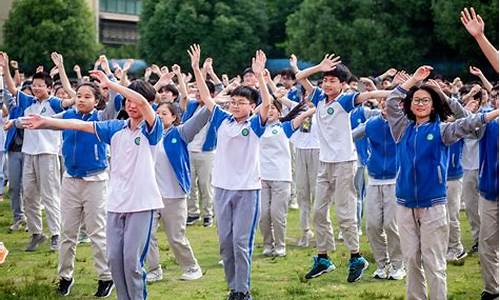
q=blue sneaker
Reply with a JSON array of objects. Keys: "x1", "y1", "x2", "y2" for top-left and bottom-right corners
[
  {"x1": 305, "y1": 256, "x2": 336, "y2": 279},
  {"x1": 347, "y1": 256, "x2": 369, "y2": 282}
]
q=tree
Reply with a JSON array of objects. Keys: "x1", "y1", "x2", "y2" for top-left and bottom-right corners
[
  {"x1": 3, "y1": 0, "x2": 98, "y2": 75},
  {"x1": 139, "y1": 0, "x2": 269, "y2": 76},
  {"x1": 284, "y1": 0, "x2": 432, "y2": 76}
]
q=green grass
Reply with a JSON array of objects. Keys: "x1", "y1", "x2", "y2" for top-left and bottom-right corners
[{"x1": 0, "y1": 196, "x2": 483, "y2": 299}]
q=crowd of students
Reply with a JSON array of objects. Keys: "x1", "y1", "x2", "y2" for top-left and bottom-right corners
[{"x1": 0, "y1": 6, "x2": 497, "y2": 300}]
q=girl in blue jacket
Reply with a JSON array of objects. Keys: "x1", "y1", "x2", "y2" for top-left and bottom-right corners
[
  {"x1": 385, "y1": 66, "x2": 498, "y2": 300},
  {"x1": 145, "y1": 101, "x2": 211, "y2": 282}
]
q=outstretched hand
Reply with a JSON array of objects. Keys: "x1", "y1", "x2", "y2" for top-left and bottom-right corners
[
  {"x1": 411, "y1": 66, "x2": 433, "y2": 82},
  {"x1": 318, "y1": 53, "x2": 341, "y2": 72},
  {"x1": 251, "y1": 50, "x2": 266, "y2": 76},
  {"x1": 461, "y1": 7, "x2": 484, "y2": 38},
  {"x1": 50, "y1": 52, "x2": 64, "y2": 67},
  {"x1": 469, "y1": 66, "x2": 483, "y2": 77},
  {"x1": 187, "y1": 44, "x2": 201, "y2": 70},
  {"x1": 89, "y1": 70, "x2": 112, "y2": 88},
  {"x1": 20, "y1": 115, "x2": 46, "y2": 129}
]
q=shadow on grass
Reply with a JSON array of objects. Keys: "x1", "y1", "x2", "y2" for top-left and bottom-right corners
[{"x1": 0, "y1": 280, "x2": 58, "y2": 300}]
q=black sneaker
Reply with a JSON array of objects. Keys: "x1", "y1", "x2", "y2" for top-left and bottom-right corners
[
  {"x1": 25, "y1": 234, "x2": 47, "y2": 252},
  {"x1": 226, "y1": 290, "x2": 236, "y2": 300},
  {"x1": 50, "y1": 235, "x2": 59, "y2": 252},
  {"x1": 470, "y1": 242, "x2": 479, "y2": 254},
  {"x1": 203, "y1": 216, "x2": 213, "y2": 227},
  {"x1": 234, "y1": 291, "x2": 253, "y2": 300},
  {"x1": 58, "y1": 277, "x2": 74, "y2": 296},
  {"x1": 481, "y1": 291, "x2": 499, "y2": 300},
  {"x1": 186, "y1": 215, "x2": 200, "y2": 226},
  {"x1": 95, "y1": 280, "x2": 114, "y2": 298}
]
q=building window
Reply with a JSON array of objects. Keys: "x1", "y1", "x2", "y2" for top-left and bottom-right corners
[{"x1": 100, "y1": 0, "x2": 142, "y2": 15}]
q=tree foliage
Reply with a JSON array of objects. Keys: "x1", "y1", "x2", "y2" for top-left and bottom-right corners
[
  {"x1": 139, "y1": 0, "x2": 269, "y2": 76},
  {"x1": 284, "y1": 0, "x2": 498, "y2": 77},
  {"x1": 3, "y1": 0, "x2": 98, "y2": 74}
]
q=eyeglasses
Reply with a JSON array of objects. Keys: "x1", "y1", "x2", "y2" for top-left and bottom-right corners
[
  {"x1": 230, "y1": 101, "x2": 250, "y2": 107},
  {"x1": 411, "y1": 97, "x2": 432, "y2": 105}
]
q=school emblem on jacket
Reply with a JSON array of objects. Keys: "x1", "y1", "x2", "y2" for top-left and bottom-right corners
[
  {"x1": 241, "y1": 128, "x2": 250, "y2": 136},
  {"x1": 327, "y1": 107, "x2": 334, "y2": 115},
  {"x1": 171, "y1": 138, "x2": 177, "y2": 144},
  {"x1": 426, "y1": 133, "x2": 434, "y2": 141},
  {"x1": 41, "y1": 107, "x2": 47, "y2": 114},
  {"x1": 134, "y1": 137, "x2": 141, "y2": 145},
  {"x1": 272, "y1": 129, "x2": 278, "y2": 134},
  {"x1": 357, "y1": 118, "x2": 362, "y2": 123}
]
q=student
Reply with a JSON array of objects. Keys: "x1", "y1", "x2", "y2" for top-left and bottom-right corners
[
  {"x1": 296, "y1": 54, "x2": 390, "y2": 282},
  {"x1": 259, "y1": 100, "x2": 315, "y2": 257},
  {"x1": 145, "y1": 101, "x2": 209, "y2": 282},
  {"x1": 385, "y1": 65, "x2": 498, "y2": 300},
  {"x1": 1, "y1": 51, "x2": 74, "y2": 252},
  {"x1": 352, "y1": 96, "x2": 404, "y2": 281},
  {"x1": 181, "y1": 78, "x2": 218, "y2": 227},
  {"x1": 350, "y1": 102, "x2": 380, "y2": 237},
  {"x1": 189, "y1": 44, "x2": 270, "y2": 300},
  {"x1": 23, "y1": 70, "x2": 164, "y2": 300},
  {"x1": 476, "y1": 84, "x2": 498, "y2": 300}
]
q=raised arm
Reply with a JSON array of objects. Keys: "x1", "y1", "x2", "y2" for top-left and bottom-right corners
[
  {"x1": 22, "y1": 114, "x2": 95, "y2": 133},
  {"x1": 461, "y1": 7, "x2": 499, "y2": 73},
  {"x1": 295, "y1": 53, "x2": 341, "y2": 95},
  {"x1": 0, "y1": 52, "x2": 18, "y2": 95},
  {"x1": 204, "y1": 58, "x2": 222, "y2": 85},
  {"x1": 90, "y1": 70, "x2": 156, "y2": 127},
  {"x1": 51, "y1": 52, "x2": 76, "y2": 99},
  {"x1": 469, "y1": 66, "x2": 493, "y2": 92},
  {"x1": 73, "y1": 65, "x2": 83, "y2": 83},
  {"x1": 253, "y1": 50, "x2": 271, "y2": 124},
  {"x1": 120, "y1": 59, "x2": 133, "y2": 87},
  {"x1": 172, "y1": 64, "x2": 189, "y2": 111},
  {"x1": 188, "y1": 44, "x2": 216, "y2": 111},
  {"x1": 292, "y1": 107, "x2": 316, "y2": 130},
  {"x1": 355, "y1": 90, "x2": 391, "y2": 104},
  {"x1": 10, "y1": 60, "x2": 22, "y2": 87}
]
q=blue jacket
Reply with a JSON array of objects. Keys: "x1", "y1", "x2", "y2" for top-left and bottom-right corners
[
  {"x1": 181, "y1": 100, "x2": 217, "y2": 151},
  {"x1": 396, "y1": 121, "x2": 449, "y2": 208},
  {"x1": 365, "y1": 116, "x2": 397, "y2": 180},
  {"x1": 62, "y1": 109, "x2": 108, "y2": 177},
  {"x1": 162, "y1": 127, "x2": 191, "y2": 194},
  {"x1": 350, "y1": 106, "x2": 369, "y2": 166},
  {"x1": 479, "y1": 119, "x2": 499, "y2": 201},
  {"x1": 447, "y1": 140, "x2": 464, "y2": 181}
]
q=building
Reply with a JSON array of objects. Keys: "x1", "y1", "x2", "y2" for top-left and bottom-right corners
[{"x1": 0, "y1": 0, "x2": 142, "y2": 46}]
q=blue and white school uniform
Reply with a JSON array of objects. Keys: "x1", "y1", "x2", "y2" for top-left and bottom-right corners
[
  {"x1": 386, "y1": 86, "x2": 492, "y2": 300},
  {"x1": 16, "y1": 90, "x2": 65, "y2": 238},
  {"x1": 259, "y1": 120, "x2": 296, "y2": 255},
  {"x1": 183, "y1": 99, "x2": 217, "y2": 221},
  {"x1": 147, "y1": 108, "x2": 212, "y2": 276},
  {"x1": 94, "y1": 116, "x2": 164, "y2": 300},
  {"x1": 478, "y1": 118, "x2": 499, "y2": 296},
  {"x1": 353, "y1": 115, "x2": 403, "y2": 274},
  {"x1": 210, "y1": 105, "x2": 266, "y2": 294}
]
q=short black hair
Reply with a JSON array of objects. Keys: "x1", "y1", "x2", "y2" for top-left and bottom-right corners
[
  {"x1": 280, "y1": 69, "x2": 296, "y2": 80},
  {"x1": 206, "y1": 80, "x2": 215, "y2": 95},
  {"x1": 230, "y1": 86, "x2": 259, "y2": 105},
  {"x1": 322, "y1": 63, "x2": 351, "y2": 83},
  {"x1": 158, "y1": 84, "x2": 179, "y2": 98},
  {"x1": 32, "y1": 72, "x2": 53, "y2": 87},
  {"x1": 128, "y1": 80, "x2": 157, "y2": 103},
  {"x1": 348, "y1": 75, "x2": 359, "y2": 84},
  {"x1": 242, "y1": 67, "x2": 254, "y2": 77},
  {"x1": 403, "y1": 84, "x2": 453, "y2": 122},
  {"x1": 21, "y1": 80, "x2": 32, "y2": 92},
  {"x1": 76, "y1": 81, "x2": 105, "y2": 109}
]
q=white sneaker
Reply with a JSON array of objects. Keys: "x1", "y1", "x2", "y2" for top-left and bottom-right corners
[
  {"x1": 180, "y1": 266, "x2": 203, "y2": 281},
  {"x1": 358, "y1": 228, "x2": 363, "y2": 236},
  {"x1": 289, "y1": 202, "x2": 299, "y2": 210},
  {"x1": 274, "y1": 248, "x2": 286, "y2": 257},
  {"x1": 372, "y1": 267, "x2": 388, "y2": 279},
  {"x1": 262, "y1": 247, "x2": 274, "y2": 257},
  {"x1": 297, "y1": 230, "x2": 314, "y2": 247},
  {"x1": 388, "y1": 266, "x2": 406, "y2": 280},
  {"x1": 146, "y1": 266, "x2": 163, "y2": 283},
  {"x1": 337, "y1": 231, "x2": 343, "y2": 241},
  {"x1": 218, "y1": 259, "x2": 224, "y2": 266}
]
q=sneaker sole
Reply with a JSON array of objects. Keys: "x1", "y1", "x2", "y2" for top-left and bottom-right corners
[
  {"x1": 306, "y1": 264, "x2": 336, "y2": 279},
  {"x1": 96, "y1": 284, "x2": 114, "y2": 298}
]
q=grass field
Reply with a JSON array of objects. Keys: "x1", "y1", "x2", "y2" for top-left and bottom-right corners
[{"x1": 0, "y1": 196, "x2": 483, "y2": 300}]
